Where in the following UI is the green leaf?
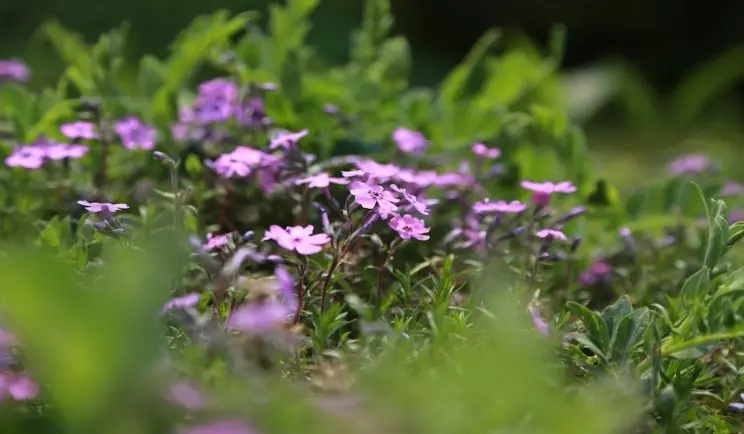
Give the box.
[566,301,609,352]
[610,308,651,363]
[679,267,711,299]
[438,29,500,104]
[727,221,744,248]
[601,295,633,340]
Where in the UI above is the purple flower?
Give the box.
[529,306,549,336]
[179,420,256,434]
[350,181,399,212]
[729,209,744,224]
[0,374,38,401]
[269,129,308,150]
[115,117,158,150]
[275,267,298,313]
[434,172,475,188]
[354,160,400,180]
[161,293,200,313]
[392,127,428,154]
[203,233,231,251]
[0,59,31,82]
[209,147,267,178]
[535,229,568,241]
[521,180,576,206]
[167,381,206,410]
[473,199,527,214]
[235,97,270,126]
[5,146,45,169]
[389,214,430,241]
[721,181,744,197]
[471,143,501,159]
[342,169,365,178]
[77,200,129,214]
[667,153,711,176]
[729,393,744,411]
[390,184,429,215]
[229,300,291,333]
[578,260,613,286]
[43,143,89,160]
[295,172,349,188]
[262,225,330,255]
[60,121,98,140]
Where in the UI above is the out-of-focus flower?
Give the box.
[203,233,231,251]
[520,180,576,206]
[354,159,400,180]
[167,381,206,410]
[729,393,744,411]
[0,330,14,350]
[77,200,129,214]
[473,199,527,214]
[667,153,710,176]
[5,146,45,169]
[434,172,475,188]
[161,293,200,313]
[229,300,291,333]
[392,127,428,154]
[208,146,267,179]
[721,181,744,197]
[471,143,501,159]
[389,214,430,241]
[0,59,31,82]
[269,129,308,150]
[390,184,429,215]
[536,229,568,241]
[275,266,298,313]
[60,121,98,140]
[350,181,399,212]
[578,260,613,286]
[235,97,270,126]
[0,374,38,401]
[729,209,744,224]
[262,225,330,255]
[180,419,256,434]
[341,169,365,178]
[115,117,158,150]
[192,79,239,124]
[43,143,89,160]
[295,172,349,188]
[529,306,549,336]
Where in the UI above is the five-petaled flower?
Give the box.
[535,229,567,241]
[390,184,429,215]
[115,117,158,150]
[392,127,428,154]
[471,143,501,159]
[389,214,430,241]
[520,180,576,206]
[295,172,349,188]
[350,181,399,212]
[77,200,129,214]
[5,146,45,169]
[473,199,527,214]
[262,225,330,255]
[61,121,98,140]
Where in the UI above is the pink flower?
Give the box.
[229,300,291,333]
[180,420,256,434]
[167,381,206,410]
[390,184,429,215]
[520,180,576,206]
[161,293,200,313]
[0,330,15,349]
[0,374,39,401]
[295,172,349,188]
[5,146,45,169]
[473,199,527,214]
[389,214,430,241]
[722,181,744,197]
[471,143,501,159]
[529,306,549,337]
[269,129,308,150]
[350,181,399,212]
[434,172,474,187]
[535,229,568,241]
[668,153,710,175]
[61,121,98,140]
[0,59,31,82]
[262,225,330,255]
[395,169,439,187]
[209,146,266,178]
[203,233,231,251]
[77,200,129,214]
[115,117,158,150]
[392,127,428,154]
[342,169,365,178]
[43,143,89,160]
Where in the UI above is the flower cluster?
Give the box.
[5,141,89,169]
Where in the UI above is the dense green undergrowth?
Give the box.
[0,1,744,433]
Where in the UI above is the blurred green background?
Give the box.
[2,0,744,186]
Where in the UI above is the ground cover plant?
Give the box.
[1,1,744,433]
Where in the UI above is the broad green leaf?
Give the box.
[601,295,633,340]
[679,267,711,299]
[566,301,609,351]
[610,308,651,363]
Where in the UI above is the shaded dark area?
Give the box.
[1,0,743,90]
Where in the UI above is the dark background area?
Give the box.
[1,0,743,91]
